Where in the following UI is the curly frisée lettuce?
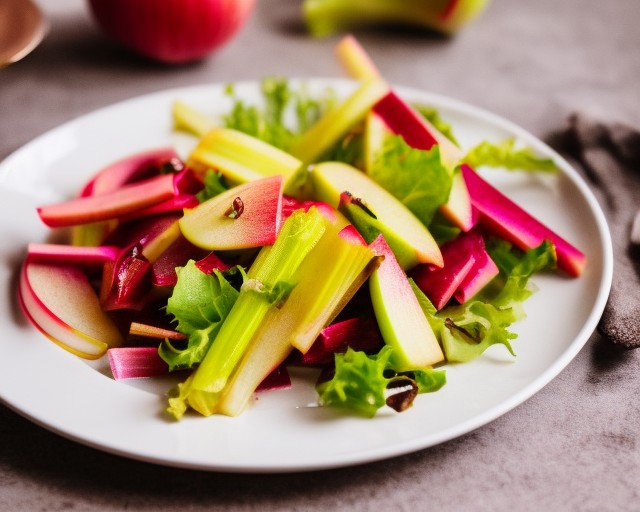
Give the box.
[464,138,559,173]
[317,346,446,417]
[408,239,557,364]
[159,262,241,371]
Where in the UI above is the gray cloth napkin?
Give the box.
[553,113,640,349]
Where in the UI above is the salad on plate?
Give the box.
[18,37,585,420]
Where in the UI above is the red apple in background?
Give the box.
[87,0,256,64]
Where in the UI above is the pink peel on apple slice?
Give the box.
[19,261,123,359]
[27,243,119,268]
[461,164,586,277]
[79,147,180,198]
[409,238,478,310]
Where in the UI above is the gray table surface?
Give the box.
[1,0,639,510]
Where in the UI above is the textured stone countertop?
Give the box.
[1,0,639,510]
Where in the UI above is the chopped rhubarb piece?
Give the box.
[299,316,383,365]
[194,251,231,275]
[121,194,199,222]
[151,235,211,287]
[79,147,180,198]
[26,243,118,268]
[100,247,152,311]
[255,365,291,392]
[409,237,478,310]
[461,164,586,277]
[38,173,179,228]
[108,347,169,380]
[453,231,499,303]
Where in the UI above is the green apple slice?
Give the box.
[369,235,444,371]
[310,161,442,269]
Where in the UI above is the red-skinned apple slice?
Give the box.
[369,235,444,370]
[461,164,586,277]
[179,175,284,250]
[19,260,123,359]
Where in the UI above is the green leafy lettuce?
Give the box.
[196,169,229,203]
[409,239,557,364]
[464,138,559,173]
[223,77,335,151]
[159,261,241,371]
[413,104,459,147]
[317,346,446,417]
[369,135,452,227]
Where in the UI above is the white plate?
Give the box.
[0,79,612,473]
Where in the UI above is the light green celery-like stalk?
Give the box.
[170,208,327,418]
[189,128,303,186]
[218,220,381,416]
[172,100,214,137]
[288,78,389,165]
[303,0,488,38]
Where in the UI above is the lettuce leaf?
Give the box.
[223,77,334,151]
[369,135,452,227]
[196,169,229,203]
[317,345,446,417]
[412,104,459,147]
[159,261,241,371]
[464,138,558,173]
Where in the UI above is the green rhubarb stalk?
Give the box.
[169,208,327,418]
[288,78,389,165]
[218,218,381,416]
[189,128,303,186]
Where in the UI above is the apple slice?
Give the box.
[310,161,442,269]
[368,235,444,371]
[461,164,586,277]
[19,260,123,359]
[179,175,283,250]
